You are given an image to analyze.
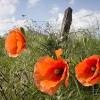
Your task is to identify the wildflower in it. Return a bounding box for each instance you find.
[75,55,100,86]
[5,28,26,57]
[55,48,63,58]
[33,49,69,95]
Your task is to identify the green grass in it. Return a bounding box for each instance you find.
[0,30,100,100]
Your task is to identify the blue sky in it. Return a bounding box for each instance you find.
[72,0,100,11]
[15,0,100,20]
[15,0,67,20]
[9,0,100,20]
[0,0,100,35]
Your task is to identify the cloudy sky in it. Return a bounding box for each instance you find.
[0,0,100,35]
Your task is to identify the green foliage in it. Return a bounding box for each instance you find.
[0,29,100,100]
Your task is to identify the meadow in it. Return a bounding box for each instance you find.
[0,27,100,100]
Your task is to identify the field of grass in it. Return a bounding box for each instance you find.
[0,29,100,100]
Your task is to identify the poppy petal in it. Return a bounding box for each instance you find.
[5,28,26,57]
[75,55,100,86]
[33,56,68,95]
[65,64,69,88]
[55,49,63,58]
[86,59,100,85]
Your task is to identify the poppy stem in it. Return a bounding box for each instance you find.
[69,71,83,99]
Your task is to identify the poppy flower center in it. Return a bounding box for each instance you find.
[54,68,64,76]
[91,66,96,72]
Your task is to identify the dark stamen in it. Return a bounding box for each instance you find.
[54,68,64,75]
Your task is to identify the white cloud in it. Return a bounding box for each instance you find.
[49,9,100,32]
[72,9,100,31]
[68,0,74,5]
[0,0,19,36]
[49,5,63,31]
[49,13,63,32]
[0,0,18,19]
[28,0,40,7]
[0,18,27,36]
[50,6,60,15]
[56,13,63,30]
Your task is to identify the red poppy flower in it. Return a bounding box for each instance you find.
[75,55,100,86]
[33,49,69,95]
[5,28,26,57]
